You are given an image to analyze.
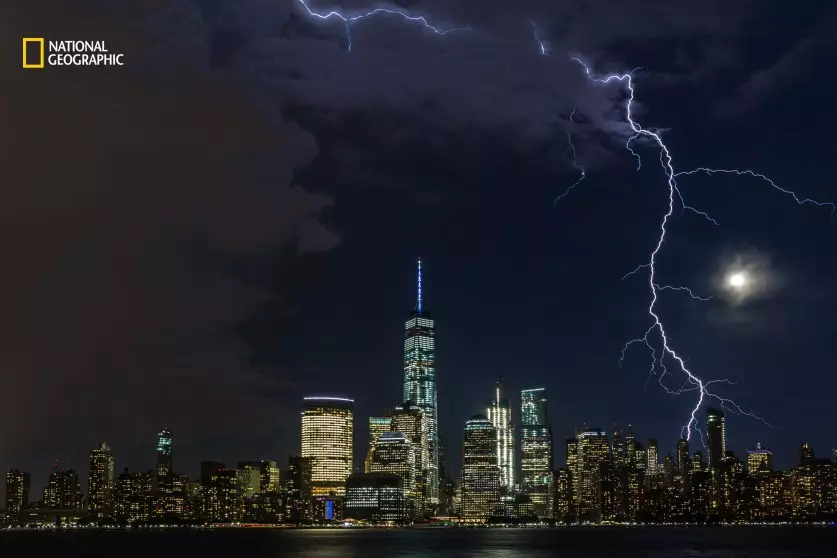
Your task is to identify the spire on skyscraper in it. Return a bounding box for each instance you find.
[417,257,423,314]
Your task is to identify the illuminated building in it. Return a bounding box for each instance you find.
[282,456,310,522]
[43,467,82,510]
[210,469,243,522]
[88,442,115,518]
[156,428,173,479]
[758,472,787,520]
[565,437,579,515]
[259,460,280,493]
[460,414,501,519]
[646,438,659,476]
[366,415,393,472]
[634,443,647,473]
[390,400,430,511]
[747,443,773,476]
[301,396,354,496]
[576,429,609,522]
[520,388,553,518]
[5,469,30,524]
[689,470,712,521]
[370,431,416,501]
[677,439,690,484]
[692,451,706,472]
[114,468,153,523]
[403,258,439,502]
[344,472,408,522]
[553,468,573,522]
[237,462,263,499]
[487,379,515,492]
[611,427,626,468]
[706,408,726,474]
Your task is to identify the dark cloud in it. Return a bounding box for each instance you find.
[1,0,337,481]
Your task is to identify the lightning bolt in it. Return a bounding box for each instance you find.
[296,0,469,51]
[294,6,830,441]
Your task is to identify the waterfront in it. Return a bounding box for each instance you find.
[1,527,835,557]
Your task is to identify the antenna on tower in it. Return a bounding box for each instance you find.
[417,257,423,314]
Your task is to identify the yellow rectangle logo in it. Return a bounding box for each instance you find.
[22,38,45,68]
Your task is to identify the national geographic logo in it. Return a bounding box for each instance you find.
[22,39,124,69]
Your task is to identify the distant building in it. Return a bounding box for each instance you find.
[402,258,439,503]
[646,439,659,477]
[88,442,115,518]
[676,439,690,481]
[460,414,501,519]
[282,456,310,522]
[237,462,263,499]
[301,396,354,496]
[43,467,82,510]
[5,469,30,524]
[390,400,430,512]
[259,460,280,494]
[344,472,409,523]
[370,431,416,505]
[747,443,773,476]
[113,469,153,523]
[706,408,726,474]
[156,428,173,479]
[366,415,393,472]
[486,379,515,492]
[576,428,609,522]
[520,388,553,518]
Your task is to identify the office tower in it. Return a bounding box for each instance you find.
[259,460,280,493]
[520,388,553,518]
[5,469,30,524]
[237,462,263,499]
[344,472,409,522]
[748,443,773,476]
[211,469,243,522]
[565,437,579,515]
[282,456,310,522]
[370,431,416,505]
[576,428,609,522]
[390,400,430,510]
[201,461,226,487]
[113,469,153,523]
[301,396,354,496]
[553,468,573,522]
[366,415,393,472]
[647,439,659,476]
[799,443,814,466]
[612,426,626,468]
[706,408,726,473]
[625,426,636,468]
[88,442,115,517]
[156,428,173,479]
[403,258,439,502]
[486,378,515,491]
[460,414,501,519]
[43,467,82,510]
[676,439,689,475]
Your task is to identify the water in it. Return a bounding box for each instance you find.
[1,527,835,557]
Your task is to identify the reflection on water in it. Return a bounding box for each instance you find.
[0,527,833,558]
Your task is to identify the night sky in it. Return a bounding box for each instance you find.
[4,0,837,498]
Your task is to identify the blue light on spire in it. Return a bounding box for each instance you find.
[417,257,423,314]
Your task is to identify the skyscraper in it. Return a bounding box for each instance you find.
[43,467,82,510]
[576,428,609,522]
[156,428,173,479]
[647,438,659,476]
[301,396,354,496]
[366,415,393,473]
[370,431,416,502]
[390,400,430,511]
[520,388,553,518]
[88,442,115,517]
[403,258,439,503]
[706,407,726,473]
[486,378,515,491]
[460,414,501,519]
[748,443,773,476]
[5,469,30,524]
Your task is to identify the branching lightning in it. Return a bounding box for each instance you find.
[295,4,833,441]
[296,0,469,51]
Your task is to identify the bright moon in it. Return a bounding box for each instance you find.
[729,272,747,288]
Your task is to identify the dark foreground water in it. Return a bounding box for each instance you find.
[1,527,835,557]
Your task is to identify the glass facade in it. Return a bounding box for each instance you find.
[391,401,430,512]
[460,414,501,519]
[403,259,439,502]
[486,380,514,491]
[301,396,354,496]
[88,442,115,517]
[747,443,773,476]
[344,473,408,522]
[520,388,552,518]
[156,428,173,479]
[576,429,609,522]
[366,415,393,473]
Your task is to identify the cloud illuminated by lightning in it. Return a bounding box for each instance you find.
[293,4,833,441]
[296,0,469,51]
